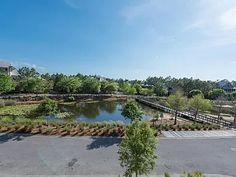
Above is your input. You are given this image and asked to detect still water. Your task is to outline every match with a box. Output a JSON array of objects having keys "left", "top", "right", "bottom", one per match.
[{"left": 57, "top": 101, "right": 159, "bottom": 124}]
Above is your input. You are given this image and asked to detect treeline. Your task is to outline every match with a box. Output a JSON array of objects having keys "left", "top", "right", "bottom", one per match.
[{"left": 0, "top": 67, "right": 236, "bottom": 100}]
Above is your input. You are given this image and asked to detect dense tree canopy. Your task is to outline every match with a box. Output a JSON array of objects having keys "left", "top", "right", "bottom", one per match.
[
  {"left": 54, "top": 77, "right": 81, "bottom": 93},
  {"left": 0, "top": 74, "right": 15, "bottom": 94}
]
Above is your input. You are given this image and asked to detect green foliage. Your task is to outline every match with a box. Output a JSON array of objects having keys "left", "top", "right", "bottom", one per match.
[
  {"left": 36, "top": 97, "right": 59, "bottom": 116},
  {"left": 167, "top": 92, "right": 187, "bottom": 111},
  {"left": 167, "top": 92, "right": 187, "bottom": 125},
  {"left": 118, "top": 121, "right": 157, "bottom": 177},
  {"left": 154, "top": 83, "right": 167, "bottom": 96},
  {"left": 188, "top": 89, "right": 203, "bottom": 98},
  {"left": 65, "top": 96, "right": 76, "bottom": 102},
  {"left": 0, "top": 99, "right": 5, "bottom": 108},
  {"left": 55, "top": 77, "right": 81, "bottom": 93},
  {"left": 0, "top": 104, "right": 38, "bottom": 116},
  {"left": 121, "top": 101, "right": 143, "bottom": 122},
  {"left": 4, "top": 99, "right": 17, "bottom": 106},
  {"left": 101, "top": 81, "right": 118, "bottom": 94},
  {"left": 17, "top": 67, "right": 39, "bottom": 78},
  {"left": 0, "top": 73, "right": 15, "bottom": 93},
  {"left": 17, "top": 77, "right": 50, "bottom": 93},
  {"left": 122, "top": 83, "right": 137, "bottom": 95},
  {"left": 181, "top": 171, "right": 204, "bottom": 177},
  {"left": 164, "top": 172, "right": 171, "bottom": 177},
  {"left": 81, "top": 77, "right": 101, "bottom": 94},
  {"left": 208, "top": 89, "right": 226, "bottom": 100},
  {"left": 189, "top": 95, "right": 212, "bottom": 122}
]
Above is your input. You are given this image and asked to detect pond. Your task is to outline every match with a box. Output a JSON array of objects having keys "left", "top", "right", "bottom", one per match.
[{"left": 53, "top": 100, "right": 160, "bottom": 124}]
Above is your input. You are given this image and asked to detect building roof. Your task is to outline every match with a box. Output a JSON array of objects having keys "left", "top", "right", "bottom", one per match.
[
  {"left": 0, "top": 60, "right": 11, "bottom": 68},
  {"left": 218, "top": 79, "right": 235, "bottom": 90}
]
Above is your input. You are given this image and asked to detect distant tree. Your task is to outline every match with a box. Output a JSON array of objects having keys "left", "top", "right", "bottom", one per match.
[
  {"left": 228, "top": 92, "right": 236, "bottom": 101},
  {"left": 188, "top": 89, "right": 203, "bottom": 98},
  {"left": 122, "top": 101, "right": 143, "bottom": 122},
  {"left": 0, "top": 73, "right": 15, "bottom": 94},
  {"left": 140, "top": 88, "right": 153, "bottom": 96},
  {"left": 17, "top": 67, "right": 39, "bottom": 79},
  {"left": 118, "top": 121, "right": 157, "bottom": 177},
  {"left": 17, "top": 77, "right": 50, "bottom": 93},
  {"left": 81, "top": 77, "right": 101, "bottom": 94},
  {"left": 189, "top": 95, "right": 212, "bottom": 122},
  {"left": 167, "top": 92, "right": 187, "bottom": 125},
  {"left": 54, "top": 77, "right": 81, "bottom": 93},
  {"left": 133, "top": 84, "right": 142, "bottom": 95},
  {"left": 154, "top": 83, "right": 167, "bottom": 96},
  {"left": 101, "top": 81, "right": 118, "bottom": 94},
  {"left": 208, "top": 89, "right": 226, "bottom": 100},
  {"left": 122, "top": 83, "right": 137, "bottom": 95}
]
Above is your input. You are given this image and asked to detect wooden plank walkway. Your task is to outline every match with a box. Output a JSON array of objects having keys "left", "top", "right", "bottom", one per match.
[{"left": 136, "top": 97, "right": 235, "bottom": 128}]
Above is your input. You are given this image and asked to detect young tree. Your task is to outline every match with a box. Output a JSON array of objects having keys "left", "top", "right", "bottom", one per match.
[
  {"left": 118, "top": 121, "right": 157, "bottom": 177},
  {"left": 189, "top": 95, "right": 212, "bottom": 123},
  {"left": 121, "top": 101, "right": 143, "bottom": 122},
  {"left": 167, "top": 92, "right": 187, "bottom": 125},
  {"left": 0, "top": 73, "right": 15, "bottom": 94}
]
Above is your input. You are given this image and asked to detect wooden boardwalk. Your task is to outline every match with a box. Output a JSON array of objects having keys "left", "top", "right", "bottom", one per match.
[{"left": 136, "top": 97, "right": 235, "bottom": 128}]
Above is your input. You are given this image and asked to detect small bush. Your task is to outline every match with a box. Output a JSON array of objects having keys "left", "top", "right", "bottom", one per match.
[
  {"left": 0, "top": 117, "right": 13, "bottom": 124},
  {"left": 65, "top": 96, "right": 75, "bottom": 102},
  {"left": 0, "top": 99, "right": 5, "bottom": 108},
  {"left": 36, "top": 97, "right": 59, "bottom": 116},
  {"left": 4, "top": 99, "right": 17, "bottom": 106}
]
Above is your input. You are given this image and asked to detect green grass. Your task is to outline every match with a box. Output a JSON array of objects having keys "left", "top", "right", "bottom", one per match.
[{"left": 0, "top": 104, "right": 38, "bottom": 116}]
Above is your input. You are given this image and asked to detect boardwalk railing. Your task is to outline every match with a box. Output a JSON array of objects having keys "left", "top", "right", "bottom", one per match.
[{"left": 136, "top": 97, "right": 235, "bottom": 128}]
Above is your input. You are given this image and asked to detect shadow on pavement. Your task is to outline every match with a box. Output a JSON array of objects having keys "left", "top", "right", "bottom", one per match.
[
  {"left": 0, "top": 133, "right": 33, "bottom": 144},
  {"left": 87, "top": 137, "right": 121, "bottom": 150}
]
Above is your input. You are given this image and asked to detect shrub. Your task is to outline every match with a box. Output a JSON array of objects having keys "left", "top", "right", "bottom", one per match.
[
  {"left": 0, "top": 99, "right": 5, "bottom": 108},
  {"left": 65, "top": 96, "right": 75, "bottom": 102},
  {"left": 36, "top": 97, "right": 59, "bottom": 116},
  {"left": 0, "top": 117, "right": 13, "bottom": 124},
  {"left": 4, "top": 99, "right": 17, "bottom": 106}
]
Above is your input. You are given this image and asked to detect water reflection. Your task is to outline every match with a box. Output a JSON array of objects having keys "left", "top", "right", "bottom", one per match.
[{"left": 58, "top": 101, "right": 155, "bottom": 124}]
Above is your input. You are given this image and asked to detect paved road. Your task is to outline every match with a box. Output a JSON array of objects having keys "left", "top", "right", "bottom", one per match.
[
  {"left": 0, "top": 133, "right": 236, "bottom": 177},
  {"left": 163, "top": 130, "right": 236, "bottom": 138}
]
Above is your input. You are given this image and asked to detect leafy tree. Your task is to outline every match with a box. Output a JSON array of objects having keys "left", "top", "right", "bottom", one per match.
[
  {"left": 189, "top": 95, "right": 212, "bottom": 122},
  {"left": 167, "top": 92, "right": 187, "bottom": 125},
  {"left": 118, "top": 121, "right": 157, "bottom": 177},
  {"left": 17, "top": 67, "right": 39, "bottom": 79},
  {"left": 81, "top": 77, "right": 101, "bottom": 94},
  {"left": 122, "top": 83, "right": 137, "bottom": 95},
  {"left": 208, "top": 89, "right": 226, "bottom": 100},
  {"left": 54, "top": 77, "right": 81, "bottom": 93},
  {"left": 140, "top": 88, "right": 153, "bottom": 96},
  {"left": 0, "top": 73, "right": 15, "bottom": 94},
  {"left": 36, "top": 97, "right": 59, "bottom": 116},
  {"left": 188, "top": 89, "right": 203, "bottom": 98},
  {"left": 133, "top": 84, "right": 142, "bottom": 95},
  {"left": 17, "top": 77, "right": 50, "bottom": 93},
  {"left": 122, "top": 101, "right": 143, "bottom": 122},
  {"left": 101, "top": 81, "right": 118, "bottom": 94},
  {"left": 154, "top": 83, "right": 167, "bottom": 96}
]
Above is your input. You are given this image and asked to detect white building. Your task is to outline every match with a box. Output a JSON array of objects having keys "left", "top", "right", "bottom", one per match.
[{"left": 0, "top": 61, "right": 18, "bottom": 76}]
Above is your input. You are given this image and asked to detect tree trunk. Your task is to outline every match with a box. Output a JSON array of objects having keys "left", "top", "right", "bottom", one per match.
[
  {"left": 135, "top": 171, "right": 138, "bottom": 177},
  {"left": 194, "top": 110, "right": 198, "bottom": 123},
  {"left": 174, "top": 110, "right": 177, "bottom": 125}
]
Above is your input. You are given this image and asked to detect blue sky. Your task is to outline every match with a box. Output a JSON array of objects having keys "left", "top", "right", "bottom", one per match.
[{"left": 0, "top": 0, "right": 236, "bottom": 80}]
